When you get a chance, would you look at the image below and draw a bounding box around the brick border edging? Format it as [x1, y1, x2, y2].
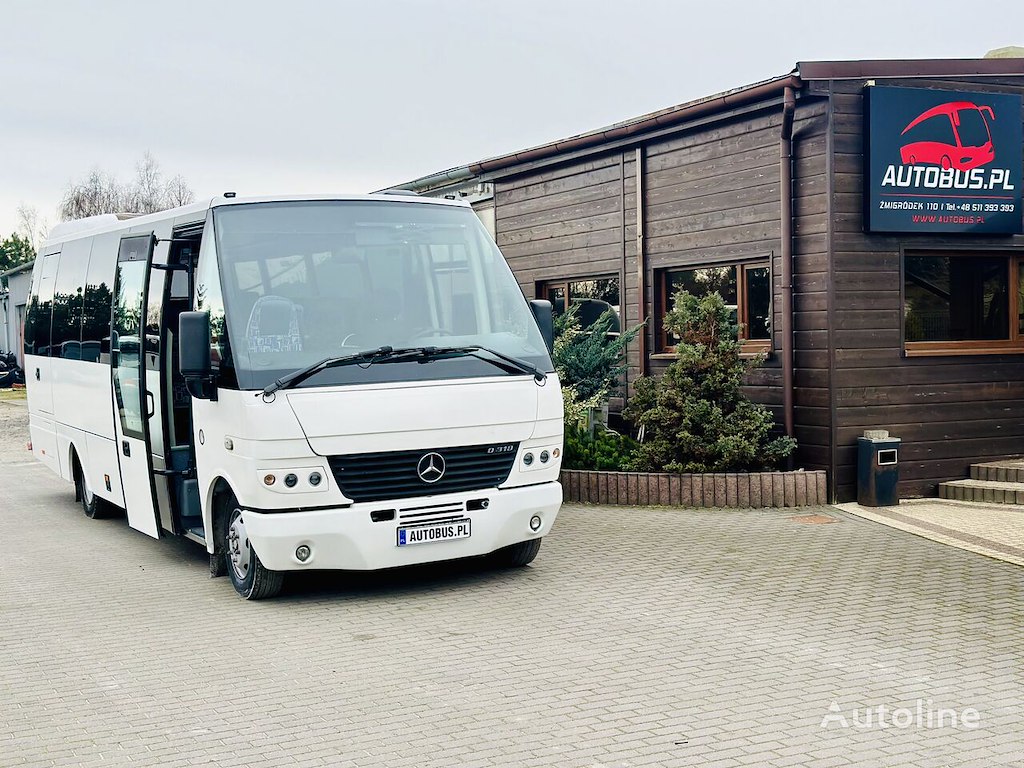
[560, 469, 828, 507]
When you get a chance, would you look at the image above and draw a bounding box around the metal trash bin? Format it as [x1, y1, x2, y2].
[857, 430, 901, 507]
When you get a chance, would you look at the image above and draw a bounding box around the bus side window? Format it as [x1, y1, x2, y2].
[23, 261, 44, 357]
[195, 230, 235, 386]
[51, 238, 91, 359]
[83, 233, 120, 364]
[25, 252, 60, 358]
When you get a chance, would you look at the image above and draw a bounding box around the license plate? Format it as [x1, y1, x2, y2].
[397, 519, 472, 547]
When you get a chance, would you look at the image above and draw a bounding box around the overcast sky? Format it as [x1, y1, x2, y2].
[2, 0, 1022, 237]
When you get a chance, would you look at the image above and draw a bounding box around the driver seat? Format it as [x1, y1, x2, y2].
[246, 295, 304, 354]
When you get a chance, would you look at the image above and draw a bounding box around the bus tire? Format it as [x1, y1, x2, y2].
[74, 457, 113, 520]
[491, 538, 542, 568]
[225, 506, 283, 600]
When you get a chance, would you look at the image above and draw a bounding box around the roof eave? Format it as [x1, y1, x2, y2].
[391, 57, 1024, 194]
[0, 259, 35, 280]
[798, 58, 1024, 80]
[394, 71, 801, 192]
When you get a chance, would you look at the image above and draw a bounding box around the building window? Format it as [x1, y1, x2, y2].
[539, 276, 620, 330]
[904, 251, 1024, 355]
[655, 263, 771, 353]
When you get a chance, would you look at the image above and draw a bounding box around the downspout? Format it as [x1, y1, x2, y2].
[780, 86, 796, 445]
[635, 146, 647, 374]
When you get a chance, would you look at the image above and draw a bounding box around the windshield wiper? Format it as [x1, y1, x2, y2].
[261, 346, 409, 396]
[260, 344, 548, 398]
[420, 345, 548, 383]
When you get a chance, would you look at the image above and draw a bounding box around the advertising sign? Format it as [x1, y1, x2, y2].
[865, 86, 1023, 234]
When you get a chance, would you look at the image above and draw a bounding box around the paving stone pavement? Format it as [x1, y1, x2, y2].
[837, 500, 1024, 568]
[1, 400, 1023, 767]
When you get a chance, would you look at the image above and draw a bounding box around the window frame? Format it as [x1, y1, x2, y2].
[537, 274, 622, 318]
[902, 246, 1024, 357]
[537, 274, 624, 341]
[654, 260, 773, 356]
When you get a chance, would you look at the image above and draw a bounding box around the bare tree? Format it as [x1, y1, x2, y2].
[59, 154, 195, 221]
[164, 174, 196, 208]
[133, 151, 163, 214]
[16, 204, 49, 251]
[59, 169, 125, 221]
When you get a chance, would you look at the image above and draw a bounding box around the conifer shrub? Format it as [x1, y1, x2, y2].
[552, 305, 641, 401]
[553, 304, 644, 471]
[623, 291, 796, 473]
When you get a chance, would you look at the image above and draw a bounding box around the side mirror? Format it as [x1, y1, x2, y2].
[179, 311, 217, 400]
[529, 299, 555, 353]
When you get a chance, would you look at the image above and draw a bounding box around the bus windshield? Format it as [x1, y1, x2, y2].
[955, 107, 991, 148]
[210, 200, 553, 390]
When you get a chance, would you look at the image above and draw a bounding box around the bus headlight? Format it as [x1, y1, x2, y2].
[520, 445, 561, 472]
[258, 467, 330, 493]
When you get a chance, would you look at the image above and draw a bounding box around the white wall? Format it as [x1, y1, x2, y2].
[3, 268, 33, 366]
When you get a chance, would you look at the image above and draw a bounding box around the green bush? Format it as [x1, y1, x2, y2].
[563, 424, 638, 471]
[553, 304, 642, 401]
[623, 290, 796, 473]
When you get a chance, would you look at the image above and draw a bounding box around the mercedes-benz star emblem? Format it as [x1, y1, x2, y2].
[417, 452, 446, 484]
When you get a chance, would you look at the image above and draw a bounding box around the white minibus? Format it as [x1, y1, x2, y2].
[24, 194, 563, 598]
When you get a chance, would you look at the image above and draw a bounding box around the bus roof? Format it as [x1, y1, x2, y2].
[902, 101, 986, 134]
[42, 193, 472, 249]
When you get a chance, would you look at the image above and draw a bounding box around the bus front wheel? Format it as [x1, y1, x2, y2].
[74, 457, 114, 520]
[490, 538, 543, 568]
[225, 506, 284, 600]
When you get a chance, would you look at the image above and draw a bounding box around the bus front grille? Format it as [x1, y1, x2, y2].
[327, 443, 520, 503]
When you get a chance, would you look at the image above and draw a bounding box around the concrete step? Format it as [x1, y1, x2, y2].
[939, 478, 1024, 505]
[971, 459, 1024, 483]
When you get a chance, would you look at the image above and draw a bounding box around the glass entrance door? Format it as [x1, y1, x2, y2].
[111, 234, 160, 539]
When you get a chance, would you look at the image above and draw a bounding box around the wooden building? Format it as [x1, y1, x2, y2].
[394, 59, 1024, 502]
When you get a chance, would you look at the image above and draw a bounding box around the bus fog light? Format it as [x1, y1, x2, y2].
[263, 474, 276, 486]
[309, 471, 322, 486]
[295, 545, 311, 562]
[540, 450, 550, 463]
[284, 473, 298, 488]
[523, 452, 534, 466]
[529, 515, 543, 531]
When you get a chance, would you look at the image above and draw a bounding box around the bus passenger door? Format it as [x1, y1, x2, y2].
[110, 234, 160, 539]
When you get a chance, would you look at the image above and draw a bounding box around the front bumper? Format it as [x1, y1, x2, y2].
[241, 482, 562, 571]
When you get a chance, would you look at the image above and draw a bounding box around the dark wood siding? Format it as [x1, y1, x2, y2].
[492, 94, 831, 475]
[827, 77, 1024, 501]
[635, 97, 830, 476]
[639, 106, 789, 437]
[486, 71, 1024, 503]
[494, 152, 639, 392]
[487, 95, 831, 468]
[791, 97, 832, 479]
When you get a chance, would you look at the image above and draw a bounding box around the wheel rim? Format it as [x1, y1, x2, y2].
[228, 510, 251, 581]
